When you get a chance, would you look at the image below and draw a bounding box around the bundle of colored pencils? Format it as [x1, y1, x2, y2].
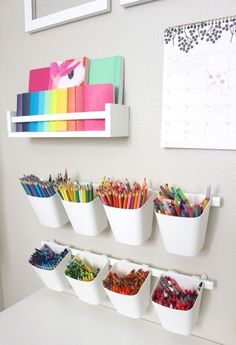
[154, 184, 211, 217]
[97, 177, 148, 209]
[19, 174, 55, 198]
[54, 181, 95, 203]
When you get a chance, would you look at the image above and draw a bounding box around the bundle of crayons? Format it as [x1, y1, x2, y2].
[65, 257, 99, 282]
[154, 184, 211, 217]
[29, 244, 69, 270]
[19, 174, 55, 198]
[152, 276, 201, 310]
[97, 177, 148, 209]
[103, 269, 149, 295]
[54, 181, 95, 203]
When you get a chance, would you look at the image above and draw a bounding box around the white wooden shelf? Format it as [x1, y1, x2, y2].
[7, 104, 130, 138]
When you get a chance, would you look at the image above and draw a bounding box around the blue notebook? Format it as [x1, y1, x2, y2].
[29, 92, 39, 131]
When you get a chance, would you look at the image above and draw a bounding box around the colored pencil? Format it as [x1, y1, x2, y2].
[154, 184, 211, 218]
[97, 177, 149, 209]
[19, 174, 56, 198]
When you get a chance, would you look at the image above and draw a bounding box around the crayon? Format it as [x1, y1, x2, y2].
[152, 276, 199, 311]
[103, 269, 149, 295]
[29, 244, 69, 270]
[65, 256, 99, 282]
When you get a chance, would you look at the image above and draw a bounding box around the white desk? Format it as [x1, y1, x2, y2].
[0, 288, 219, 345]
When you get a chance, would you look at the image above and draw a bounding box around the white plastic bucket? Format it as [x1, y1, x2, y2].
[151, 271, 203, 335]
[27, 194, 69, 228]
[103, 192, 154, 245]
[31, 242, 71, 292]
[155, 194, 211, 256]
[61, 197, 107, 236]
[65, 251, 109, 305]
[103, 260, 151, 318]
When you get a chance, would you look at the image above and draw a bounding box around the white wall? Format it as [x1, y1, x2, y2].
[0, 268, 3, 311]
[0, 0, 236, 344]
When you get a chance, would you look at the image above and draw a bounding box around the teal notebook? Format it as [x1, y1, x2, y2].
[37, 91, 45, 131]
[88, 56, 124, 104]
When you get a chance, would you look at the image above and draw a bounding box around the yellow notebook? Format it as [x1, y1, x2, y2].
[55, 88, 67, 131]
[49, 90, 57, 131]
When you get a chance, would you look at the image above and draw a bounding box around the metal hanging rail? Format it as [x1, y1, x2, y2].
[45, 240, 215, 290]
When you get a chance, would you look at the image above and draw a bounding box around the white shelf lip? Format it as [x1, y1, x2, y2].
[8, 131, 112, 138]
[12, 113, 106, 122]
[153, 191, 221, 208]
[10, 104, 128, 122]
[7, 104, 130, 138]
[12, 111, 128, 123]
[45, 241, 215, 290]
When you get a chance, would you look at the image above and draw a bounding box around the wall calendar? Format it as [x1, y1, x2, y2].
[161, 15, 236, 150]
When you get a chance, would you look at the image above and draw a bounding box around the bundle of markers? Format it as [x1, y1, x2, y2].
[154, 184, 211, 217]
[19, 174, 55, 198]
[65, 256, 99, 282]
[54, 181, 95, 203]
[97, 177, 148, 209]
[152, 276, 201, 311]
[29, 244, 69, 270]
[103, 269, 149, 295]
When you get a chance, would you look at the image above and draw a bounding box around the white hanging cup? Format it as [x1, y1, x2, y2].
[61, 196, 108, 236]
[65, 251, 109, 305]
[103, 260, 151, 318]
[27, 194, 69, 228]
[103, 191, 154, 245]
[151, 271, 203, 335]
[155, 194, 211, 256]
[30, 242, 71, 292]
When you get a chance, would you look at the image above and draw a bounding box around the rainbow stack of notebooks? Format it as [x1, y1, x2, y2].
[16, 56, 124, 132]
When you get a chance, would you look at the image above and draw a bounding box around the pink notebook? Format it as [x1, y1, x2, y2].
[83, 83, 114, 131]
[28, 67, 50, 92]
[84, 119, 105, 131]
[83, 83, 114, 112]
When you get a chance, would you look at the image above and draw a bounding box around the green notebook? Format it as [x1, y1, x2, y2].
[43, 91, 50, 132]
[88, 56, 124, 104]
[48, 90, 57, 131]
